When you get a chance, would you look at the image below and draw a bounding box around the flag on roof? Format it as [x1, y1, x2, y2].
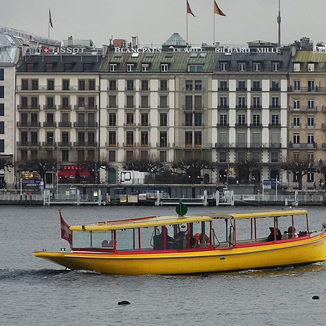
[214, 1, 226, 16]
[187, 1, 196, 17]
[49, 9, 54, 28]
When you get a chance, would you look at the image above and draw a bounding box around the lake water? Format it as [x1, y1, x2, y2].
[1, 205, 326, 326]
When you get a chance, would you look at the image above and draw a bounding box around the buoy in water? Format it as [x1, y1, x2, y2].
[312, 296, 319, 300]
[118, 300, 131, 305]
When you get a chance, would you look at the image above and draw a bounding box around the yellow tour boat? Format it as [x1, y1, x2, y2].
[34, 205, 326, 275]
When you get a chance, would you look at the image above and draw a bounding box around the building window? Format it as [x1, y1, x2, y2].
[160, 95, 167, 108]
[0, 86, 4, 98]
[307, 133, 314, 144]
[307, 116, 314, 127]
[0, 121, 4, 134]
[271, 152, 278, 162]
[21, 79, 28, 90]
[109, 113, 116, 126]
[186, 80, 193, 91]
[47, 79, 54, 91]
[194, 131, 202, 146]
[109, 80, 116, 90]
[161, 64, 169, 72]
[293, 133, 300, 144]
[252, 81, 261, 91]
[219, 80, 228, 91]
[308, 99, 314, 109]
[308, 152, 314, 163]
[293, 63, 300, 72]
[27, 63, 34, 72]
[0, 104, 4, 116]
[64, 63, 72, 72]
[126, 80, 134, 91]
[140, 113, 149, 126]
[238, 114, 246, 126]
[160, 131, 167, 147]
[271, 81, 280, 91]
[185, 131, 192, 147]
[219, 152, 227, 163]
[293, 99, 300, 109]
[109, 95, 116, 108]
[0, 68, 3, 80]
[271, 97, 279, 108]
[0, 139, 4, 152]
[238, 97, 246, 108]
[185, 113, 192, 126]
[109, 151, 116, 162]
[126, 96, 134, 108]
[126, 113, 134, 126]
[110, 64, 117, 72]
[194, 96, 202, 110]
[238, 62, 245, 71]
[220, 114, 227, 126]
[188, 65, 203, 72]
[141, 131, 149, 146]
[220, 97, 227, 108]
[127, 64, 135, 72]
[195, 80, 202, 91]
[160, 113, 167, 126]
[185, 96, 192, 110]
[253, 114, 260, 126]
[238, 80, 246, 90]
[141, 80, 149, 91]
[109, 131, 116, 146]
[271, 115, 279, 126]
[308, 63, 315, 72]
[293, 115, 300, 127]
[62, 79, 70, 91]
[294, 80, 300, 90]
[308, 80, 315, 91]
[253, 62, 261, 71]
[252, 96, 260, 108]
[220, 62, 227, 71]
[62, 150, 69, 162]
[126, 131, 134, 146]
[142, 64, 149, 72]
[272, 62, 280, 71]
[159, 151, 167, 162]
[194, 113, 202, 126]
[78, 80, 86, 91]
[160, 80, 168, 91]
[141, 96, 149, 108]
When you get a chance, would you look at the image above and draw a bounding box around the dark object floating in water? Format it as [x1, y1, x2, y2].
[118, 301, 131, 305]
[312, 296, 320, 300]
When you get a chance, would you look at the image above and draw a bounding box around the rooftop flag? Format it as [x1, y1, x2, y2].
[214, 1, 226, 16]
[187, 0, 196, 17]
[49, 9, 54, 28]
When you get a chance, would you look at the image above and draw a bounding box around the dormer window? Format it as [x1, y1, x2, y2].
[253, 62, 261, 71]
[110, 64, 117, 72]
[161, 64, 169, 72]
[142, 64, 149, 72]
[293, 63, 300, 72]
[238, 62, 245, 71]
[272, 62, 280, 71]
[220, 62, 227, 71]
[127, 64, 135, 72]
[308, 63, 315, 72]
[188, 65, 203, 72]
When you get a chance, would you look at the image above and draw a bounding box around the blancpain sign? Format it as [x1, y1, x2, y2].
[114, 46, 281, 54]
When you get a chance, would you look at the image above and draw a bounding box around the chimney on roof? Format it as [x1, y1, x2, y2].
[68, 36, 73, 46]
[132, 36, 137, 48]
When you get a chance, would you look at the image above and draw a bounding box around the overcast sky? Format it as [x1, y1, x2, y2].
[0, 0, 325, 47]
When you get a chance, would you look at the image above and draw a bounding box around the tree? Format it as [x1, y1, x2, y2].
[281, 159, 317, 190]
[172, 159, 215, 184]
[235, 160, 259, 184]
[123, 158, 164, 173]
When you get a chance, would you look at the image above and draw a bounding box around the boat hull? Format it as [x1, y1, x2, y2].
[34, 233, 326, 275]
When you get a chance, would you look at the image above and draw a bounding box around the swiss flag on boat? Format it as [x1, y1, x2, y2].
[59, 210, 72, 246]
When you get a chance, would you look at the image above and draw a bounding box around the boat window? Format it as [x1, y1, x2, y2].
[94, 231, 114, 248]
[72, 231, 91, 248]
[191, 221, 211, 248]
[140, 227, 157, 250]
[116, 228, 139, 251]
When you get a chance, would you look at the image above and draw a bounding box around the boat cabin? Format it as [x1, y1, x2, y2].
[69, 209, 311, 252]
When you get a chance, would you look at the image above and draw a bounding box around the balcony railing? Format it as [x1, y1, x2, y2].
[17, 122, 41, 127]
[17, 105, 40, 110]
[43, 122, 57, 127]
[73, 142, 98, 147]
[289, 143, 317, 149]
[17, 141, 40, 147]
[288, 86, 326, 92]
[74, 105, 98, 111]
[73, 122, 98, 128]
[59, 122, 72, 127]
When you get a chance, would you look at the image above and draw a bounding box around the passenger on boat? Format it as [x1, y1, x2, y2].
[102, 240, 109, 247]
[267, 227, 282, 241]
[153, 229, 177, 250]
[286, 226, 297, 239]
